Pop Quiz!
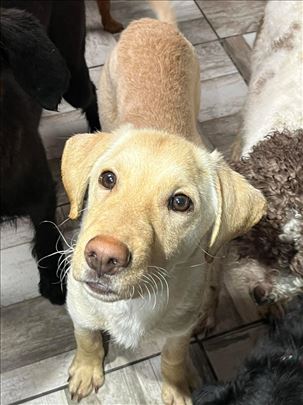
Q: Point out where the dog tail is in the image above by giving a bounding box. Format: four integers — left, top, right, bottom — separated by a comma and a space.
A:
149, 0, 177, 27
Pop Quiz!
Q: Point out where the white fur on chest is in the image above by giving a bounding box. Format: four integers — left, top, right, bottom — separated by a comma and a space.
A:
67, 261, 206, 349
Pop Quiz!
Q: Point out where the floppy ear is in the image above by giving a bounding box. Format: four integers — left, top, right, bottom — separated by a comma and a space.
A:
207, 151, 267, 260
0, 8, 70, 110
61, 132, 113, 220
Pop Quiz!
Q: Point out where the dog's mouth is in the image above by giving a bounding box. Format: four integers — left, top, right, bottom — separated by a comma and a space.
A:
85, 281, 114, 294
83, 280, 118, 300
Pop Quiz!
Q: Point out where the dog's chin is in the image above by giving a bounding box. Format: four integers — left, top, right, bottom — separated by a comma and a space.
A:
82, 281, 137, 302
82, 281, 122, 302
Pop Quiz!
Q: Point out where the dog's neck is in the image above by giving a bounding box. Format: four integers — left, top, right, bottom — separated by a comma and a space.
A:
120, 112, 203, 147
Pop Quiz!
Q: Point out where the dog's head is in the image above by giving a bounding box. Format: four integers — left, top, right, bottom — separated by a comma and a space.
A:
62, 127, 266, 301
0, 8, 70, 110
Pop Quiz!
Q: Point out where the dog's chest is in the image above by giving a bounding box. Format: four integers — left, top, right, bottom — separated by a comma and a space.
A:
96, 293, 200, 348
68, 263, 206, 349
102, 299, 164, 348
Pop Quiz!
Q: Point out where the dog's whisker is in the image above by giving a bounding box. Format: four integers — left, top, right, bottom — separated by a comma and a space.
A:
130, 285, 135, 299
146, 266, 170, 306
40, 220, 73, 249
56, 252, 73, 275
37, 248, 72, 266
145, 273, 158, 310
191, 234, 224, 261
61, 264, 72, 283
189, 262, 206, 268
156, 268, 170, 305
148, 265, 170, 278
143, 281, 152, 306
153, 272, 164, 295
57, 256, 72, 277
137, 283, 145, 302
57, 252, 72, 269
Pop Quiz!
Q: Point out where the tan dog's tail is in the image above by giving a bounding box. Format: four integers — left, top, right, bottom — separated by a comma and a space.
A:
149, 0, 177, 26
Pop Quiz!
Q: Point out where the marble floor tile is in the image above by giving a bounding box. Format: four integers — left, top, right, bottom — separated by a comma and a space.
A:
41, 110, 88, 160
178, 16, 216, 45
85, 0, 117, 67
85, 29, 117, 68
82, 356, 163, 405
110, 0, 203, 26
1, 244, 39, 307
222, 35, 252, 83
243, 31, 257, 48
109, 0, 216, 46
20, 342, 215, 405
23, 390, 69, 405
196, 0, 265, 37
1, 297, 74, 373
202, 324, 267, 381
1, 350, 74, 405
198, 113, 241, 157
196, 41, 237, 81
199, 73, 247, 122
0, 218, 34, 250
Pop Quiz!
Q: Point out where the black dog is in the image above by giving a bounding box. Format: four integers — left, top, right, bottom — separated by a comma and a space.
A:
193, 296, 303, 405
0, 8, 71, 304
1, 0, 100, 132
1, 1, 101, 305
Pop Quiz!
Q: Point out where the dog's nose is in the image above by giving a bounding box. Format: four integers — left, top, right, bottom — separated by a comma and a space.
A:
84, 235, 131, 276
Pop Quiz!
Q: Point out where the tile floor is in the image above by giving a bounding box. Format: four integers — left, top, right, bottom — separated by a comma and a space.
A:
1, 1, 268, 404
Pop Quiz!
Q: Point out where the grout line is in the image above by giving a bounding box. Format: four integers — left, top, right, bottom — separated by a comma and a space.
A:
221, 37, 251, 85
88, 63, 104, 70
193, 1, 252, 85
9, 341, 199, 405
194, 0, 220, 41
197, 319, 265, 343
195, 338, 218, 381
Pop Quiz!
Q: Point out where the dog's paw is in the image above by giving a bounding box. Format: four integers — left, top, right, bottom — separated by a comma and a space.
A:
162, 358, 199, 405
68, 360, 104, 402
162, 382, 192, 405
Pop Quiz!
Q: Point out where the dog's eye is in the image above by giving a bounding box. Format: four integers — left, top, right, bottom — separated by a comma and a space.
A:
168, 194, 193, 212
99, 171, 116, 189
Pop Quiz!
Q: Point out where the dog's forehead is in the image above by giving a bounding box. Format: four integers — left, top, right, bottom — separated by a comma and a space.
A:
94, 129, 207, 177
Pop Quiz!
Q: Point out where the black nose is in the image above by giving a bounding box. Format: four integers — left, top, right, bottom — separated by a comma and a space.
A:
252, 284, 273, 305
84, 235, 131, 276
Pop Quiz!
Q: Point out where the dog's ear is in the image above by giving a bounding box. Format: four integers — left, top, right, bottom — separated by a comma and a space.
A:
0, 8, 70, 110
62, 132, 114, 220
207, 151, 266, 260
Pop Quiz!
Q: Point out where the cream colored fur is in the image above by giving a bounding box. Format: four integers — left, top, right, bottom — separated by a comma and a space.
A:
241, 0, 303, 155
62, 7, 266, 404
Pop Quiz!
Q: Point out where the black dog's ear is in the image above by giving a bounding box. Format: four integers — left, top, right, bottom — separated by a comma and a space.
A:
193, 383, 231, 404
0, 8, 70, 110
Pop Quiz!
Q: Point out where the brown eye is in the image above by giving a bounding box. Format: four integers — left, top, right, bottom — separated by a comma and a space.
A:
168, 194, 193, 212
99, 171, 116, 189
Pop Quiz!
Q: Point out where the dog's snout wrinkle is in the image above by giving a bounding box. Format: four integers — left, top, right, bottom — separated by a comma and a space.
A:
84, 235, 131, 276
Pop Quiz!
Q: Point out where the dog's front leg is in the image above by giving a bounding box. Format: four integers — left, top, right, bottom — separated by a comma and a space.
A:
68, 328, 105, 401
161, 334, 198, 405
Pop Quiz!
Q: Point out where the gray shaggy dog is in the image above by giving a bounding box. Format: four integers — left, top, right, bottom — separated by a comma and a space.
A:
230, 129, 303, 305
